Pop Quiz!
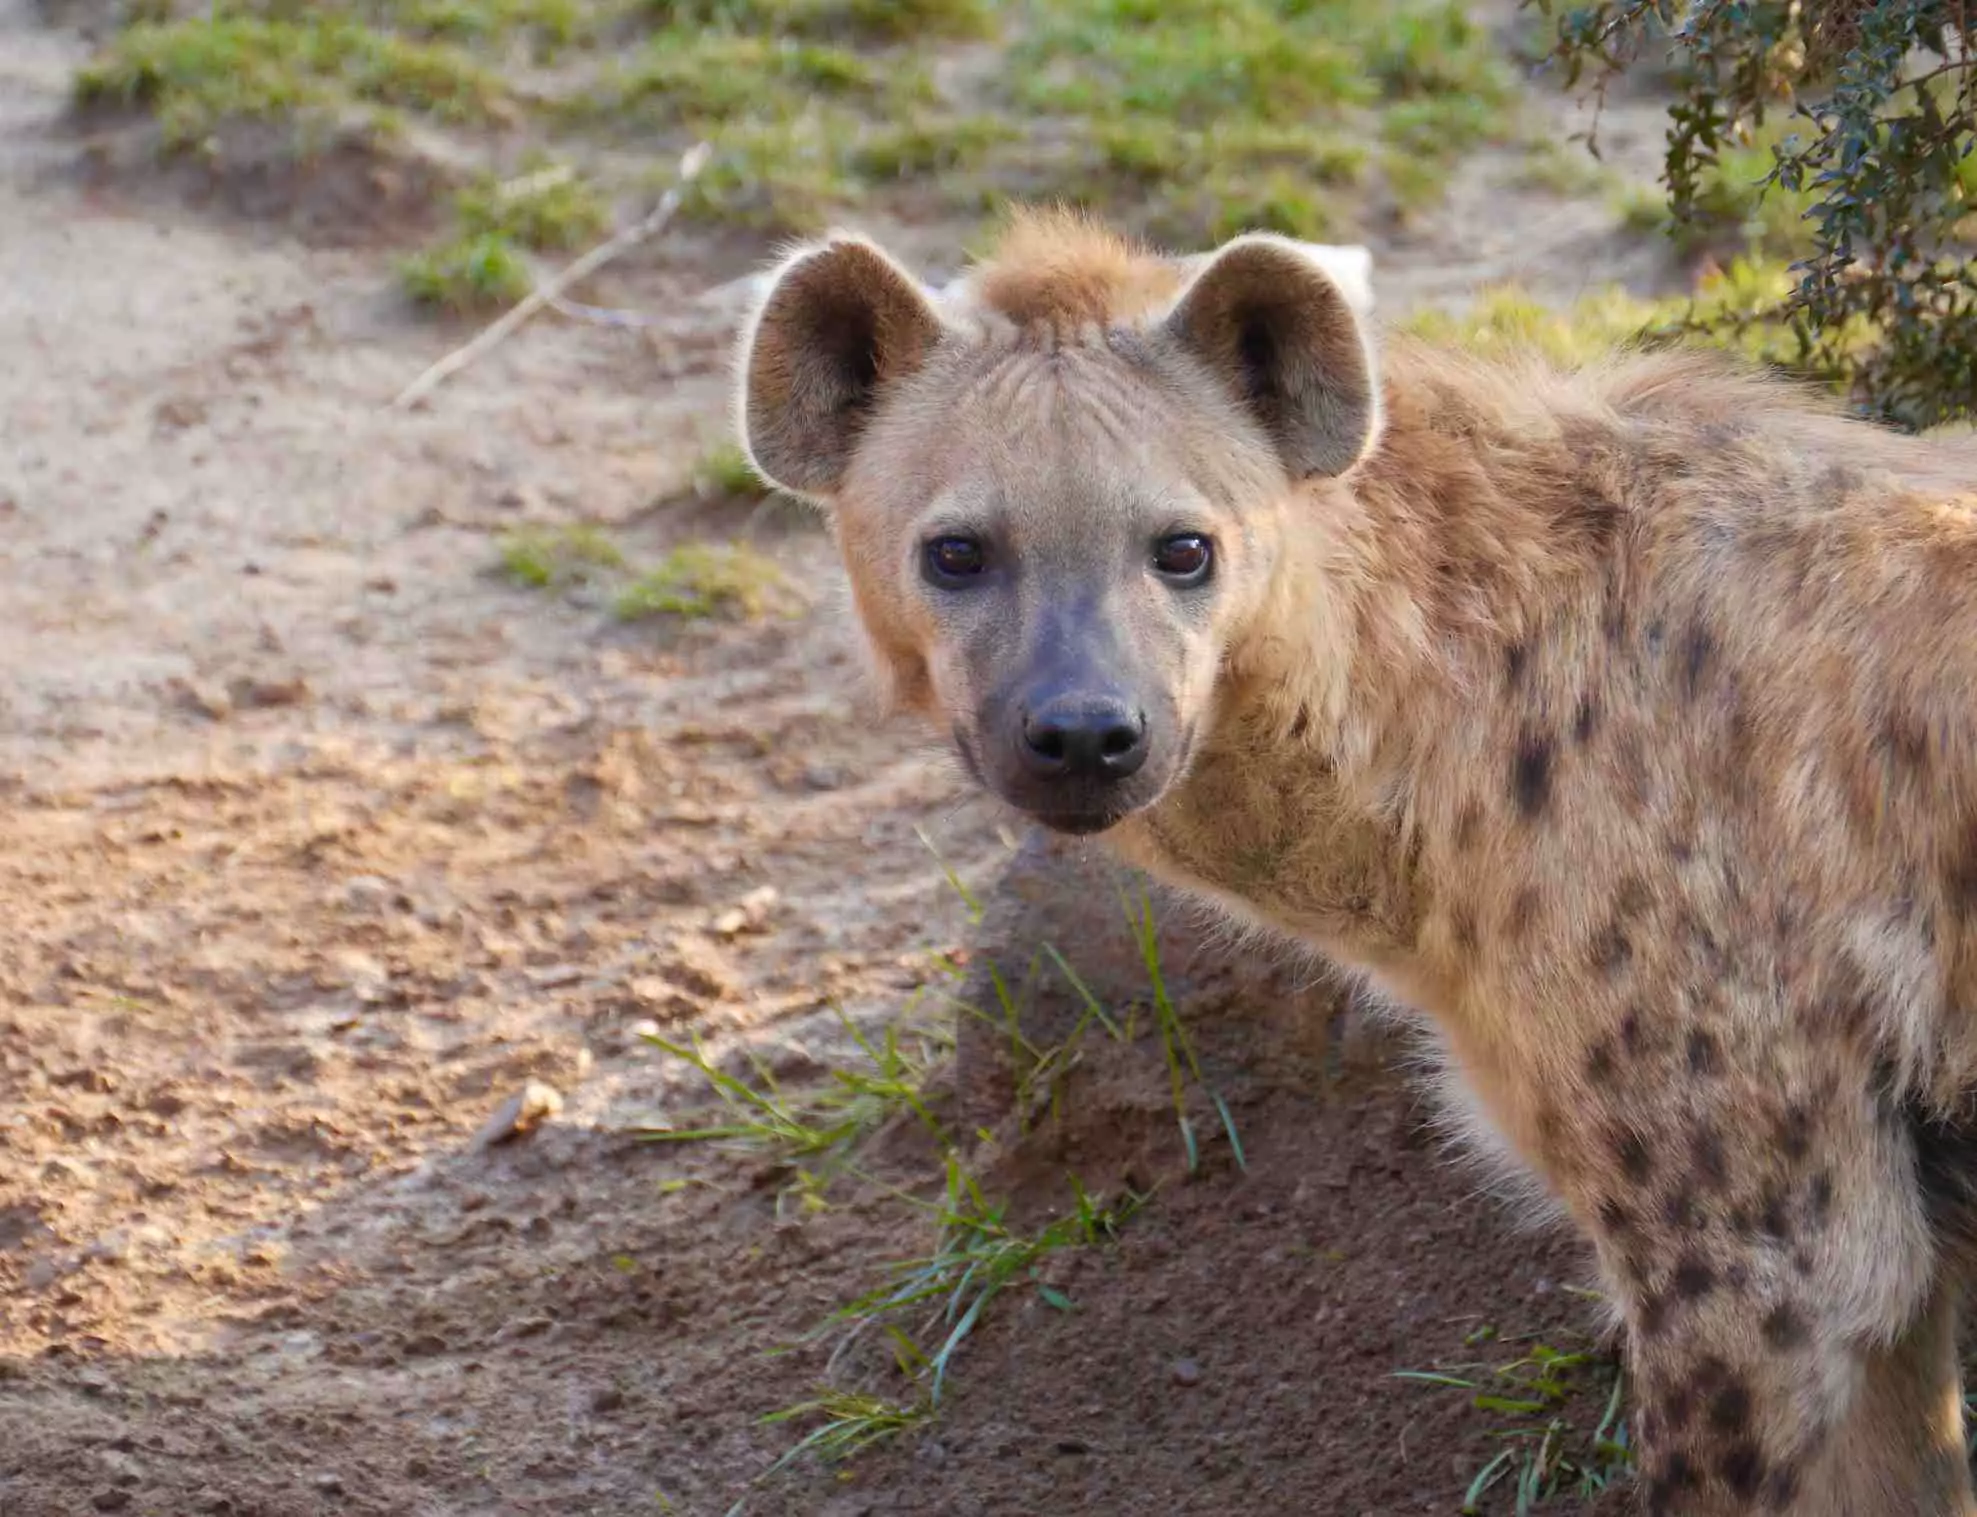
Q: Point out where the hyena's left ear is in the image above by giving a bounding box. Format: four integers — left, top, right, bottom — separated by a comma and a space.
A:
734, 235, 947, 502
1161, 233, 1381, 480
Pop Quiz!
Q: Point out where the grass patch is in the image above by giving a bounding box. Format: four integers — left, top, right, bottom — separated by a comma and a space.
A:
454, 162, 612, 249
1397, 1326, 1633, 1513
1008, 0, 1512, 237
75, 13, 507, 149
1402, 257, 1880, 387
400, 227, 533, 310
496, 523, 628, 586
640, 1008, 952, 1215
494, 527, 794, 623
612, 542, 794, 622
82, 0, 1527, 241
693, 441, 769, 499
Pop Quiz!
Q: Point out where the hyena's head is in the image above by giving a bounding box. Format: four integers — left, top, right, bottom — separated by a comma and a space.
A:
734, 209, 1381, 837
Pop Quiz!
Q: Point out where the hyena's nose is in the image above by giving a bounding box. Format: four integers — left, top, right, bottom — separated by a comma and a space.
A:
1019, 696, 1149, 782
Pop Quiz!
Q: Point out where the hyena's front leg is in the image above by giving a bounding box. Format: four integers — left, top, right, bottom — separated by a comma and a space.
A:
1615, 1272, 1971, 1515
1543, 1046, 1971, 1514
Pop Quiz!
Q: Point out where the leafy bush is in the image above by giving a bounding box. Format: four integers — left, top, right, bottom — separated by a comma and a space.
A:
1534, 0, 1976, 429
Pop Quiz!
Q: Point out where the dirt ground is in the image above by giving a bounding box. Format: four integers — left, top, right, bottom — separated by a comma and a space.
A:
2, 3, 1695, 1513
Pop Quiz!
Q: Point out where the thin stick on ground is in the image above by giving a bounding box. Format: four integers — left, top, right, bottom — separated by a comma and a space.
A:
387, 142, 713, 412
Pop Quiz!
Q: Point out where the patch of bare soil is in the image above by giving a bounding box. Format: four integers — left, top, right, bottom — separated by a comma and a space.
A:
2, 4, 1684, 1514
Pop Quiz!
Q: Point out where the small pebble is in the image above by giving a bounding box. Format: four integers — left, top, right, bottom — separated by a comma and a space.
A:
470, 1081, 564, 1152
1172, 1358, 1202, 1388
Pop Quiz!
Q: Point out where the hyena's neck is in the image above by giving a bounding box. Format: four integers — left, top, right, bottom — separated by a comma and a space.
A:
1115, 356, 1608, 999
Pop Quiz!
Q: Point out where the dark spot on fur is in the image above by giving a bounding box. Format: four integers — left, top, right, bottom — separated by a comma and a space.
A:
1671, 1255, 1716, 1300
1691, 1125, 1728, 1190
1808, 1171, 1834, 1225
1453, 802, 1482, 853
1585, 1040, 1615, 1083
1950, 827, 1977, 907
1725, 1262, 1750, 1291
1591, 918, 1631, 975
1686, 1029, 1720, 1076
1573, 695, 1599, 745
1620, 1008, 1644, 1054
1511, 734, 1554, 820
1598, 1197, 1632, 1235
1719, 1443, 1765, 1499
1616, 1132, 1654, 1183
1791, 1249, 1814, 1277
1505, 641, 1529, 690
1761, 1303, 1809, 1349
1646, 1452, 1698, 1511
1707, 1378, 1752, 1435
1288, 704, 1311, 740
1645, 617, 1666, 657
1506, 885, 1540, 940
1879, 707, 1930, 779
1638, 1291, 1669, 1338
1759, 1188, 1792, 1242
1778, 1104, 1812, 1162
1663, 1188, 1703, 1230
1678, 622, 1715, 702
1661, 1385, 1694, 1431
1764, 1465, 1801, 1508
1450, 905, 1478, 953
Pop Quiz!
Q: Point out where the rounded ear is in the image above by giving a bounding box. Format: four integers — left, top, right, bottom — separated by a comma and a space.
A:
1160, 233, 1381, 480
734, 236, 945, 501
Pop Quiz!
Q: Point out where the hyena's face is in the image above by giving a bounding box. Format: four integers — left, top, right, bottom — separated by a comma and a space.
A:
735, 222, 1381, 836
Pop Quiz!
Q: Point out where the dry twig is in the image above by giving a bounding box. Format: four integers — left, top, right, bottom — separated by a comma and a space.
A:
388, 142, 712, 412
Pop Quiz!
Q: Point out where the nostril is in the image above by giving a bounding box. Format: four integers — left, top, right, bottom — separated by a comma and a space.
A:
1029, 726, 1067, 762
1099, 722, 1143, 760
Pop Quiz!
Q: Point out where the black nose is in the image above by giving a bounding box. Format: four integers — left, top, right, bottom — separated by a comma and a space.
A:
1019, 696, 1149, 781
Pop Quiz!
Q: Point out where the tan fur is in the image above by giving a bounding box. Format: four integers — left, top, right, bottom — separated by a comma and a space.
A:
967, 205, 1189, 330
735, 212, 1977, 1515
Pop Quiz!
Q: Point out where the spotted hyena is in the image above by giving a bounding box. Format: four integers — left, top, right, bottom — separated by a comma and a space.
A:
733, 207, 1977, 1514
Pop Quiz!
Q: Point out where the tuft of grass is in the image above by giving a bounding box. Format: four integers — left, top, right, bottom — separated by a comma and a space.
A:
612, 542, 795, 622
757, 1390, 935, 1475
75, 14, 507, 149
639, 1007, 952, 1208
693, 441, 769, 499
575, 31, 912, 126
1397, 1330, 1633, 1514
820, 1158, 1146, 1404
648, 0, 996, 45
1401, 258, 1879, 386
453, 162, 612, 250
495, 522, 628, 587
400, 228, 533, 310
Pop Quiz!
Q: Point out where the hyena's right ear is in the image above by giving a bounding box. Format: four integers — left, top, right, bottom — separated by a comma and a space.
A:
734, 236, 946, 502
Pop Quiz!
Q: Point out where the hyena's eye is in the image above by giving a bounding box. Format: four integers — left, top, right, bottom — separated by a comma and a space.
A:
924, 534, 988, 585
1152, 533, 1213, 585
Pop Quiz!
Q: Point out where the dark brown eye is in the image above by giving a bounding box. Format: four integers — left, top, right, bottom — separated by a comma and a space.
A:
1152, 533, 1212, 584
925, 534, 987, 584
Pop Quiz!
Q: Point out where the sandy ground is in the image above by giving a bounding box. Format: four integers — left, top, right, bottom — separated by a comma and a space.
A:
1, 4, 1687, 1512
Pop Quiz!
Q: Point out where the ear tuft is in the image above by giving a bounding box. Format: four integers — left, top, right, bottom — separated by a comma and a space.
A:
734, 236, 944, 500
1162, 234, 1380, 480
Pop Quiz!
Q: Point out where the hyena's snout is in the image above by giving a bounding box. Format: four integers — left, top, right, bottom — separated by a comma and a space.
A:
974, 652, 1177, 837
1016, 687, 1150, 784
